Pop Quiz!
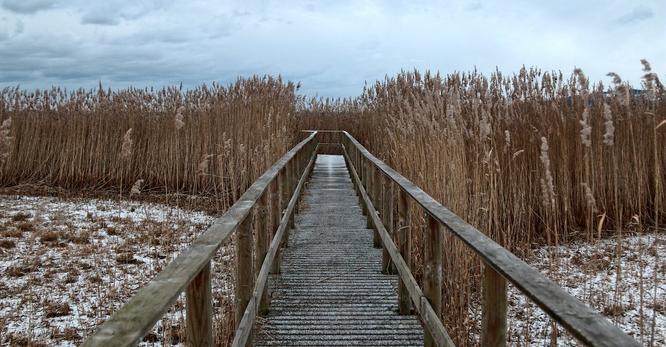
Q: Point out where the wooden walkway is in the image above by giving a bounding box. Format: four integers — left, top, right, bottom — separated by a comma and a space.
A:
255, 155, 424, 346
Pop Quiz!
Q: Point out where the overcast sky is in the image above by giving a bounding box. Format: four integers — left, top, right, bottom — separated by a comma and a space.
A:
0, 0, 664, 96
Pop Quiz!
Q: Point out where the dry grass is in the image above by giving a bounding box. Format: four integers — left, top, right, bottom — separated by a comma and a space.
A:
297, 63, 665, 345
0, 76, 297, 211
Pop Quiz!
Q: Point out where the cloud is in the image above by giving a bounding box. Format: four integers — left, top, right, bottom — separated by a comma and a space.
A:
613, 6, 655, 25
1, 0, 53, 14
0, 16, 23, 41
81, 12, 119, 26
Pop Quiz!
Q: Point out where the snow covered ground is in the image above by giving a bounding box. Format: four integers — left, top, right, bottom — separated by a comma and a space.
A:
0, 195, 663, 346
506, 233, 665, 346
0, 195, 235, 346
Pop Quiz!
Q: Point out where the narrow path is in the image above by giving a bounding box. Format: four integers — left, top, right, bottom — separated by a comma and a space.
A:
255, 155, 424, 346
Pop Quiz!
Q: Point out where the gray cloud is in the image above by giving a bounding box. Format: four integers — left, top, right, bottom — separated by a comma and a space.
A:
613, 6, 655, 25
1, 0, 53, 14
0, 0, 664, 96
81, 12, 119, 26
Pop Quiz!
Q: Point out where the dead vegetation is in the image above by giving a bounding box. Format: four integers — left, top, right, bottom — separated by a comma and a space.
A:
297, 62, 665, 345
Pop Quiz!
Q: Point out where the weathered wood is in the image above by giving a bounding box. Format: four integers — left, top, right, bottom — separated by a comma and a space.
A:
231, 144, 318, 347
371, 166, 382, 248
342, 131, 640, 347
279, 168, 290, 247
288, 159, 296, 229
270, 180, 281, 275
186, 263, 212, 347
397, 187, 411, 315
235, 214, 254, 330
343, 150, 455, 347
366, 162, 375, 230
381, 175, 391, 273
424, 213, 443, 347
481, 265, 507, 347
82, 132, 317, 347
256, 193, 270, 315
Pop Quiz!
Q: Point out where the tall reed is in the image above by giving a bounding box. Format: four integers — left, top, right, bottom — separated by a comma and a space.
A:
297, 64, 665, 345
0, 76, 297, 212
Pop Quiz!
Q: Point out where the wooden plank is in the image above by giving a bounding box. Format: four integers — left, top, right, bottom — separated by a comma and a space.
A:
82, 132, 318, 347
397, 187, 411, 315
270, 179, 281, 275
342, 149, 455, 347
231, 144, 318, 347
381, 175, 391, 273
481, 265, 507, 347
279, 167, 290, 247
342, 131, 640, 347
256, 192, 270, 315
424, 213, 443, 347
372, 167, 382, 248
235, 213, 254, 331
186, 262, 212, 347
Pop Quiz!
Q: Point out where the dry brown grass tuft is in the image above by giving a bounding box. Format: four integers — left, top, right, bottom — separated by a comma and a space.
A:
45, 301, 71, 318
0, 239, 15, 248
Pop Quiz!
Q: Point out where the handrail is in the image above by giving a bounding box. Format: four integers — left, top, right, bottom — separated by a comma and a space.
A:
83, 131, 318, 346
340, 131, 640, 347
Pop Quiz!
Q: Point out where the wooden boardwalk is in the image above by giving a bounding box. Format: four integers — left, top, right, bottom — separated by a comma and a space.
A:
255, 155, 424, 346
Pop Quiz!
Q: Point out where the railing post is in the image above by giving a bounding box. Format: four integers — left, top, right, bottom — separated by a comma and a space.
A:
270, 180, 281, 274
481, 265, 508, 347
279, 167, 290, 247
382, 180, 394, 274
288, 159, 296, 230
186, 262, 212, 347
424, 213, 443, 347
256, 192, 270, 315
372, 166, 382, 248
366, 162, 374, 230
397, 188, 411, 314
235, 215, 254, 333
360, 157, 368, 216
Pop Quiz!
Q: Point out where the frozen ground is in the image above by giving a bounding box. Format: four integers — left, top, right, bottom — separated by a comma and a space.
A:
506, 233, 665, 346
0, 195, 235, 346
0, 195, 663, 346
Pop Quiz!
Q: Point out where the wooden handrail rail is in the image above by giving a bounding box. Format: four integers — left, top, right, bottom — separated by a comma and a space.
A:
83, 131, 318, 347
340, 131, 640, 347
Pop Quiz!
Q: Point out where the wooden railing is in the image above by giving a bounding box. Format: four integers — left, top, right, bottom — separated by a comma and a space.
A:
337, 130, 640, 347
83, 131, 319, 346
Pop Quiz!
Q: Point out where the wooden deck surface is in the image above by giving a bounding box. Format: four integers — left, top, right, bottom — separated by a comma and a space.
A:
255, 155, 424, 346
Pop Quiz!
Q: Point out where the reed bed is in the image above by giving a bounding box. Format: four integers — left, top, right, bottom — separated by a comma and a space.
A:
297, 63, 665, 345
0, 76, 297, 212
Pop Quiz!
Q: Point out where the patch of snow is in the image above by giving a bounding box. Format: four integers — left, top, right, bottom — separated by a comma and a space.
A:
506, 233, 665, 346
0, 195, 234, 346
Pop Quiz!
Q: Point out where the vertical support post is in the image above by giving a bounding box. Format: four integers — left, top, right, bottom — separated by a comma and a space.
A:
366, 162, 375, 230
235, 215, 254, 330
186, 262, 212, 347
270, 180, 281, 274
360, 157, 368, 216
287, 159, 296, 230
372, 167, 382, 248
424, 213, 443, 347
481, 265, 508, 347
279, 168, 290, 247
397, 189, 411, 314
381, 180, 392, 274
256, 192, 270, 315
